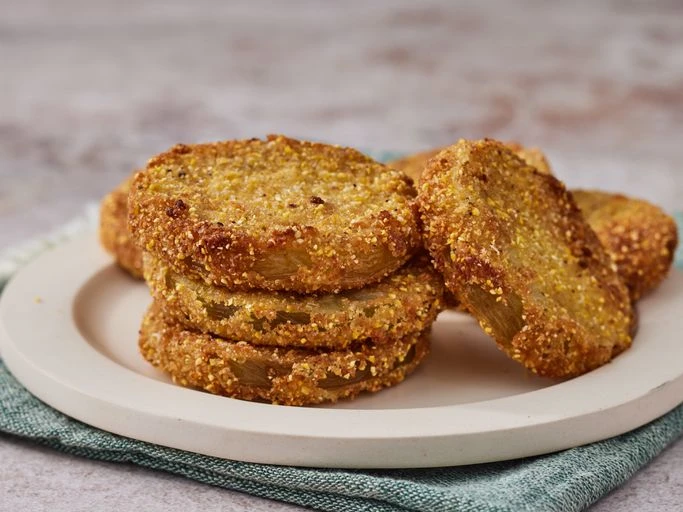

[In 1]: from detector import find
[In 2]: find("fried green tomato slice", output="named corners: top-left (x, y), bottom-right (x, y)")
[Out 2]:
top-left (129, 135), bottom-right (421, 293)
top-left (390, 141), bottom-right (552, 314)
top-left (388, 141), bottom-right (551, 182)
top-left (99, 175), bottom-right (143, 279)
top-left (417, 139), bottom-right (635, 379)
top-left (139, 302), bottom-right (429, 406)
top-left (144, 253), bottom-right (444, 349)
top-left (573, 190), bottom-right (678, 301)
top-left (392, 144), bottom-right (676, 302)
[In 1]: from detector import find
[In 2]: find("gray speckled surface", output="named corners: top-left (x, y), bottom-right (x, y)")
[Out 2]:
top-left (1, 1), bottom-right (681, 510)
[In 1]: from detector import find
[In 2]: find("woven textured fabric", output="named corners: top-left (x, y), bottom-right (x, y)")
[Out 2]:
top-left (0, 207), bottom-right (681, 512)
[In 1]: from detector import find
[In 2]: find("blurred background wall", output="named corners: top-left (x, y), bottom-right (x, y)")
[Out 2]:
top-left (2, 0), bottom-right (682, 246)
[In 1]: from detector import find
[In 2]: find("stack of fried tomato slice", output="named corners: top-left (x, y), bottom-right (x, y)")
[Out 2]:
top-left (127, 135), bottom-right (443, 405)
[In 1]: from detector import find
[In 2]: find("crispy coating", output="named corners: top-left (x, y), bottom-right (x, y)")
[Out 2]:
top-left (390, 141), bottom-right (552, 315)
top-left (389, 148), bottom-right (443, 183)
top-left (139, 302), bottom-right (429, 406)
top-left (573, 190), bottom-right (678, 300)
top-left (99, 176), bottom-right (143, 279)
top-left (388, 141), bottom-right (551, 182)
top-left (417, 139), bottom-right (635, 378)
top-left (391, 144), bottom-right (676, 302)
top-left (501, 142), bottom-right (552, 175)
top-left (129, 135), bottom-right (421, 293)
top-left (145, 253), bottom-right (444, 349)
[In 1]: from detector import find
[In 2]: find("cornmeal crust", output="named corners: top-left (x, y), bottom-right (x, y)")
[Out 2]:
top-left (129, 135), bottom-right (421, 293)
top-left (388, 141), bottom-right (551, 182)
top-left (573, 190), bottom-right (678, 300)
top-left (139, 302), bottom-right (430, 406)
top-left (145, 253), bottom-right (444, 349)
top-left (417, 139), bottom-right (635, 378)
top-left (391, 143), bottom-right (676, 301)
top-left (99, 176), bottom-right (143, 278)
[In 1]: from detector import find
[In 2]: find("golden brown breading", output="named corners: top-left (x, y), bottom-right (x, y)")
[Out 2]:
top-left (390, 141), bottom-right (552, 314)
top-left (501, 142), bottom-right (552, 175)
top-left (417, 139), bottom-right (635, 379)
top-left (99, 176), bottom-right (143, 279)
top-left (388, 148), bottom-right (443, 182)
top-left (145, 253), bottom-right (444, 349)
top-left (391, 144), bottom-right (677, 302)
top-left (129, 135), bottom-right (421, 293)
top-left (388, 141), bottom-right (551, 182)
top-left (139, 302), bottom-right (429, 406)
top-left (573, 190), bottom-right (678, 300)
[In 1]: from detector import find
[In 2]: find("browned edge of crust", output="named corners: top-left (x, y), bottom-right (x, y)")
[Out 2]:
top-left (417, 139), bottom-right (635, 379)
top-left (129, 135), bottom-right (421, 293)
top-left (139, 301), bottom-right (430, 406)
top-left (145, 252), bottom-right (444, 349)
top-left (99, 175), bottom-right (143, 279)
top-left (388, 141), bottom-right (552, 183)
top-left (574, 190), bottom-right (679, 300)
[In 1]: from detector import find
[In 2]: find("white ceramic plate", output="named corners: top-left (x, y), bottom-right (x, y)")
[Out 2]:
top-left (0, 235), bottom-right (681, 468)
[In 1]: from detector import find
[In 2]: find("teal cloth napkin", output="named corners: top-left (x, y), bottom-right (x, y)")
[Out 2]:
top-left (0, 209), bottom-right (681, 512)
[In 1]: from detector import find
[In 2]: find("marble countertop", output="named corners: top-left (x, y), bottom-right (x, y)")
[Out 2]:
top-left (1, 1), bottom-right (681, 510)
